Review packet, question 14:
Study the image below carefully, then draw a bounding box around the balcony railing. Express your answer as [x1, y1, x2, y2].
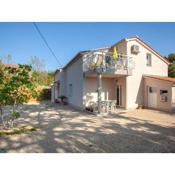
[83, 51, 135, 75]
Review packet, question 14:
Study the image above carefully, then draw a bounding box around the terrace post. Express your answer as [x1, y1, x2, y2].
[97, 73, 102, 114]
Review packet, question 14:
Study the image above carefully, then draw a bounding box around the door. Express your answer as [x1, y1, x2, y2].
[57, 83, 60, 99]
[116, 84, 122, 106]
[148, 86, 157, 108]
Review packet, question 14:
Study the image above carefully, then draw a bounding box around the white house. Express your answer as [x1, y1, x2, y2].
[51, 36, 175, 113]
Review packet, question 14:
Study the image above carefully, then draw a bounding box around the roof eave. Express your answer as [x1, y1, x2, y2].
[127, 36, 170, 65]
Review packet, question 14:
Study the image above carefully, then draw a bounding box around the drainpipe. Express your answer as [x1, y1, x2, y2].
[97, 73, 102, 114]
[53, 76, 56, 103]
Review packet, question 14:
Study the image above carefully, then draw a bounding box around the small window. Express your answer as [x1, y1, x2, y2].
[146, 53, 152, 66]
[160, 90, 168, 94]
[69, 84, 73, 97]
[160, 90, 168, 102]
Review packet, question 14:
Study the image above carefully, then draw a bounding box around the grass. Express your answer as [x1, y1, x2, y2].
[0, 126, 37, 137]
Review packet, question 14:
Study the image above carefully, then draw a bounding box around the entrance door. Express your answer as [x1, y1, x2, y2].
[57, 83, 60, 99]
[116, 85, 122, 106]
[148, 86, 157, 108]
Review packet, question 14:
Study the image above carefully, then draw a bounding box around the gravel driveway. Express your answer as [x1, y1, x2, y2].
[0, 101, 175, 153]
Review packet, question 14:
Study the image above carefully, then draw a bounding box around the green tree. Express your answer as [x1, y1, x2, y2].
[29, 56, 45, 85]
[47, 71, 54, 85]
[167, 53, 175, 77]
[167, 53, 175, 63]
[29, 56, 54, 86]
[0, 64, 36, 127]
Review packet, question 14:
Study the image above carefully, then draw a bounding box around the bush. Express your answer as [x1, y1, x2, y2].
[37, 87, 51, 101]
[0, 64, 36, 128]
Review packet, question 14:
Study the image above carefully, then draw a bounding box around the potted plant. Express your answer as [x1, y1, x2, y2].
[58, 96, 68, 105]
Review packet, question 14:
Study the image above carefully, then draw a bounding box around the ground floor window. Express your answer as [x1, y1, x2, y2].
[160, 89, 168, 102]
[69, 83, 73, 97]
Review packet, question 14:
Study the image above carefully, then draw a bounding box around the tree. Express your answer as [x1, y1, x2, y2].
[29, 56, 46, 85]
[0, 64, 36, 128]
[0, 54, 12, 64]
[47, 71, 54, 85]
[167, 53, 175, 77]
[29, 56, 54, 86]
[167, 53, 175, 63]
[29, 56, 45, 72]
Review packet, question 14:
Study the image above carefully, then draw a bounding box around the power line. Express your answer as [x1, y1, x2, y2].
[33, 22, 62, 67]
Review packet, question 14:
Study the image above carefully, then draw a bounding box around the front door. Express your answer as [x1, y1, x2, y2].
[148, 86, 157, 108]
[57, 83, 60, 98]
[116, 84, 122, 106]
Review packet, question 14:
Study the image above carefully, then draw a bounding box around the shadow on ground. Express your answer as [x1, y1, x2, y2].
[0, 101, 175, 153]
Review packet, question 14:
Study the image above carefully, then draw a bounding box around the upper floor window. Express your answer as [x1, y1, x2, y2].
[146, 53, 152, 67]
[69, 83, 73, 97]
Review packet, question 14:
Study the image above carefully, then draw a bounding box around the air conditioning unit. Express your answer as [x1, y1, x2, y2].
[131, 45, 140, 54]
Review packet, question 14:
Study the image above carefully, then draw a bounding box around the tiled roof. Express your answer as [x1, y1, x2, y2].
[3, 64, 18, 68]
[144, 76, 175, 83]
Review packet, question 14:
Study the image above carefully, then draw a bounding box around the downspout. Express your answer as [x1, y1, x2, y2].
[54, 83, 55, 103]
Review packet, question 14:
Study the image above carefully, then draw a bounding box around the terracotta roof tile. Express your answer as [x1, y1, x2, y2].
[3, 64, 18, 68]
[144, 76, 175, 83]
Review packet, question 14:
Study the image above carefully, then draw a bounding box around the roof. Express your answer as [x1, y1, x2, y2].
[144, 76, 175, 83]
[3, 64, 19, 68]
[127, 36, 170, 65]
[63, 51, 87, 70]
[63, 47, 113, 70]
[54, 68, 62, 76]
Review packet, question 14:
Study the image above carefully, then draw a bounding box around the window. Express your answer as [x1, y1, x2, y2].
[146, 53, 152, 66]
[69, 84, 73, 97]
[160, 89, 168, 102]
[160, 90, 168, 94]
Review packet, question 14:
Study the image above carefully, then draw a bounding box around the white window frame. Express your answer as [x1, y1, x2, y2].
[146, 53, 152, 67]
[69, 83, 73, 97]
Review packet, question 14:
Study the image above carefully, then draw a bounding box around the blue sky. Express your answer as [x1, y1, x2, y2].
[0, 22, 175, 71]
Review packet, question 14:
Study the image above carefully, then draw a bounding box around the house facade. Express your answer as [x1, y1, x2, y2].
[51, 36, 175, 113]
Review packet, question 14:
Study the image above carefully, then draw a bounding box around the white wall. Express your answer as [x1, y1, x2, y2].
[171, 86, 175, 112]
[54, 70, 67, 96]
[83, 77, 116, 107]
[126, 40, 168, 109]
[65, 58, 84, 108]
[144, 77, 172, 112]
[83, 77, 127, 108]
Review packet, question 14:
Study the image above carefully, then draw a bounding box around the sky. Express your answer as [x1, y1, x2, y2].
[0, 22, 175, 71]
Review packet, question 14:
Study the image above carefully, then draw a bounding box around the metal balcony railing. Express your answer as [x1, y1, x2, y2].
[83, 51, 135, 75]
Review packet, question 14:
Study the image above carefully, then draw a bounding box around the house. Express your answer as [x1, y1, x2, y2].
[51, 36, 175, 113]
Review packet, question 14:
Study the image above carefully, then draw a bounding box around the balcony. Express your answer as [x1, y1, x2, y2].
[83, 51, 135, 77]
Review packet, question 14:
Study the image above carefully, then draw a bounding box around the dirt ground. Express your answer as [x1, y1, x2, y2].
[0, 101, 175, 153]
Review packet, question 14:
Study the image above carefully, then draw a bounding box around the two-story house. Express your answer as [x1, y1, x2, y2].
[51, 36, 175, 113]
